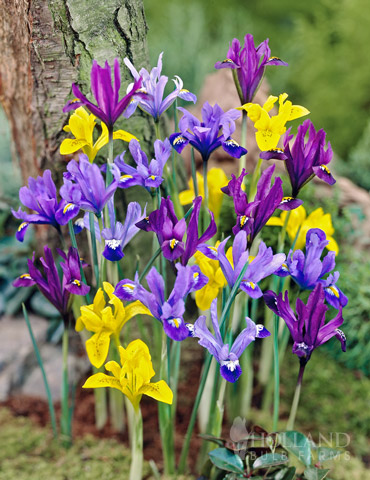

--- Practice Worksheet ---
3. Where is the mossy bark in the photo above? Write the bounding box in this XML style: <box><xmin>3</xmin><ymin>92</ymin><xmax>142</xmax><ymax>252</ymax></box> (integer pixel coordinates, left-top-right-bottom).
<box><xmin>0</xmin><ymin>0</ymin><xmax>155</xmax><ymax>255</ymax></box>
<box><xmin>0</xmin><ymin>0</ymin><xmax>154</xmax><ymax>177</ymax></box>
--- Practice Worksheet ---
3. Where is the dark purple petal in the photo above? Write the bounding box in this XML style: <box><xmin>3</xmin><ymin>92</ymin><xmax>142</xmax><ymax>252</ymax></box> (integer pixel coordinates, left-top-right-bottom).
<box><xmin>222</xmin><ymin>138</ymin><xmax>248</xmax><ymax>158</ymax></box>
<box><xmin>162</xmin><ymin>316</ymin><xmax>189</xmax><ymax>341</ymax></box>
<box><xmin>169</xmin><ymin>132</ymin><xmax>189</xmax><ymax>154</ymax></box>
<box><xmin>220</xmin><ymin>362</ymin><xmax>242</xmax><ymax>383</ymax></box>
<box><xmin>15</xmin><ymin>221</ymin><xmax>30</xmax><ymax>242</ymax></box>
<box><xmin>278</xmin><ymin>197</ymin><xmax>303</xmax><ymax>211</ymax></box>
<box><xmin>114</xmin><ymin>278</ymin><xmax>137</xmax><ymax>301</ymax></box>
<box><xmin>13</xmin><ymin>273</ymin><xmax>36</xmax><ymax>288</ymax></box>
<box><xmin>312</xmin><ymin>165</ymin><xmax>336</xmax><ymax>185</ymax></box>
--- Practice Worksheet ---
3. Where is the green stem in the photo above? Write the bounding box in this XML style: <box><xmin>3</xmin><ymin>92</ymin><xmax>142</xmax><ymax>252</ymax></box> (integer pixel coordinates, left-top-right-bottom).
<box><xmin>22</xmin><ymin>304</ymin><xmax>58</xmax><ymax>438</ymax></box>
<box><xmin>203</xmin><ymin>159</ymin><xmax>208</xmax><ymax>212</ymax></box>
<box><xmin>178</xmin><ymin>259</ymin><xmax>250</xmax><ymax>473</ymax></box>
<box><xmin>154</xmin><ymin>120</ymin><xmax>161</xmax><ymax>140</ymax></box>
<box><xmin>129</xmin><ymin>404</ymin><xmax>143</xmax><ymax>480</ymax></box>
<box><xmin>191</xmin><ymin>148</ymin><xmax>199</xmax><ymax>197</ymax></box>
<box><xmin>239</xmin><ymin>110</ymin><xmax>248</xmax><ymax>176</ymax></box>
<box><xmin>158</xmin><ymin>331</ymin><xmax>175</xmax><ymax>475</ymax></box>
<box><xmin>273</xmin><ymin>314</ymin><xmax>280</xmax><ymax>432</ymax></box>
<box><xmin>109</xmin><ymin>338</ymin><xmax>125</xmax><ymax>432</ymax></box>
<box><xmin>286</xmin><ymin>363</ymin><xmax>306</xmax><ymax>431</ymax></box>
<box><xmin>248</xmin><ymin>157</ymin><xmax>263</xmax><ymax>201</ymax></box>
<box><xmin>68</xmin><ymin>220</ymin><xmax>91</xmax><ymax>304</ymax></box>
<box><xmin>172</xmin><ymin>100</ymin><xmax>178</xmax><ymax>190</ymax></box>
<box><xmin>89</xmin><ymin>212</ymin><xmax>100</xmax><ymax>287</ymax></box>
<box><xmin>61</xmin><ymin>325</ymin><xmax>71</xmax><ymax>445</ymax></box>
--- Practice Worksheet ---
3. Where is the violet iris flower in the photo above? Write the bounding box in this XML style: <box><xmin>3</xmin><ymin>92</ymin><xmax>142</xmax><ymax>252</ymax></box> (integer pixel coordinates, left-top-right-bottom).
<box><xmin>264</xmin><ymin>284</ymin><xmax>346</xmax><ymax>364</ymax></box>
<box><xmin>57</xmin><ymin>154</ymin><xmax>119</xmax><ymax>223</ymax></box>
<box><xmin>63</xmin><ymin>58</ymin><xmax>143</xmax><ymax>130</ymax></box>
<box><xmin>260</xmin><ymin>119</ymin><xmax>335</xmax><ymax>197</ymax></box>
<box><xmin>13</xmin><ymin>246</ymin><xmax>90</xmax><ymax>323</ymax></box>
<box><xmin>194</xmin><ymin>298</ymin><xmax>270</xmax><ymax>382</ymax></box>
<box><xmin>121</xmin><ymin>264</ymin><xmax>207</xmax><ymax>341</ymax></box>
<box><xmin>169</xmin><ymin>102</ymin><xmax>247</xmax><ymax>162</ymax></box>
<box><xmin>101</xmin><ymin>200</ymin><xmax>146</xmax><ymax>262</ymax></box>
<box><xmin>112</xmin><ymin>138</ymin><xmax>171</xmax><ymax>189</ymax></box>
<box><xmin>275</xmin><ymin>228</ymin><xmax>348</xmax><ymax>309</ymax></box>
<box><xmin>136</xmin><ymin>196</ymin><xmax>217</xmax><ymax>265</ymax></box>
<box><xmin>123</xmin><ymin>52</ymin><xmax>196</xmax><ymax>121</ymax></box>
<box><xmin>222</xmin><ymin>165</ymin><xmax>299</xmax><ymax>246</ymax></box>
<box><xmin>199</xmin><ymin>230</ymin><xmax>285</xmax><ymax>298</ymax></box>
<box><xmin>215</xmin><ymin>34</ymin><xmax>288</xmax><ymax>104</ymax></box>
<box><xmin>12</xmin><ymin>170</ymin><xmax>65</xmax><ymax>242</ymax></box>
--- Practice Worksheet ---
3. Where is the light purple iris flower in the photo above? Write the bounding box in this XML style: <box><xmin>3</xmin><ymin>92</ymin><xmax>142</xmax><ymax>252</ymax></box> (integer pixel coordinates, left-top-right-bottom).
<box><xmin>12</xmin><ymin>170</ymin><xmax>65</xmax><ymax>242</ymax></box>
<box><xmin>123</xmin><ymin>52</ymin><xmax>196</xmax><ymax>121</ymax></box>
<box><xmin>194</xmin><ymin>298</ymin><xmax>270</xmax><ymax>383</ymax></box>
<box><xmin>101</xmin><ymin>200</ymin><xmax>146</xmax><ymax>262</ymax></box>
<box><xmin>13</xmin><ymin>246</ymin><xmax>90</xmax><ymax>323</ymax></box>
<box><xmin>121</xmin><ymin>264</ymin><xmax>207</xmax><ymax>341</ymax></box>
<box><xmin>264</xmin><ymin>284</ymin><xmax>346</xmax><ymax>364</ymax></box>
<box><xmin>222</xmin><ymin>165</ymin><xmax>299</xmax><ymax>246</ymax></box>
<box><xmin>275</xmin><ymin>228</ymin><xmax>348</xmax><ymax>309</ymax></box>
<box><xmin>63</xmin><ymin>58</ymin><xmax>143</xmax><ymax>130</ymax></box>
<box><xmin>215</xmin><ymin>34</ymin><xmax>288</xmax><ymax>104</ymax></box>
<box><xmin>57</xmin><ymin>154</ymin><xmax>119</xmax><ymax>223</ymax></box>
<box><xmin>112</xmin><ymin>138</ymin><xmax>172</xmax><ymax>189</ymax></box>
<box><xmin>169</xmin><ymin>102</ymin><xmax>247</xmax><ymax>162</ymax></box>
<box><xmin>199</xmin><ymin>230</ymin><xmax>285</xmax><ymax>298</ymax></box>
<box><xmin>260</xmin><ymin>119</ymin><xmax>335</xmax><ymax>197</ymax></box>
<box><xmin>136</xmin><ymin>196</ymin><xmax>216</xmax><ymax>265</ymax></box>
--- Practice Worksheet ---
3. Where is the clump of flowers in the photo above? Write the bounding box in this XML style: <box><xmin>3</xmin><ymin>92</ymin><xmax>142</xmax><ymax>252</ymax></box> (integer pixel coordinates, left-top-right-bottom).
<box><xmin>12</xmin><ymin>33</ymin><xmax>348</xmax><ymax>480</ymax></box>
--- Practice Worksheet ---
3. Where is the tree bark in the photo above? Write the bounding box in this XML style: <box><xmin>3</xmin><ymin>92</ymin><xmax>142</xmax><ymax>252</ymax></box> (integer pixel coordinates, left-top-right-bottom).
<box><xmin>0</xmin><ymin>0</ymin><xmax>153</xmax><ymax>181</ymax></box>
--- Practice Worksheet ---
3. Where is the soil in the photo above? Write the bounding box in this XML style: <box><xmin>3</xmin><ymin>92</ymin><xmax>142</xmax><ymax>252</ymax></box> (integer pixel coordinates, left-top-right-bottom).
<box><xmin>1</xmin><ymin>353</ymin><xmax>204</xmax><ymax>473</ymax></box>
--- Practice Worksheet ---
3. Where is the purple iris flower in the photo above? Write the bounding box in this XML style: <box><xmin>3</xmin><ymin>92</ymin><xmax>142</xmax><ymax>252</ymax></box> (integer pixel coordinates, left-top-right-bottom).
<box><xmin>13</xmin><ymin>246</ymin><xmax>90</xmax><ymax>323</ymax></box>
<box><xmin>222</xmin><ymin>165</ymin><xmax>299</xmax><ymax>246</ymax></box>
<box><xmin>260</xmin><ymin>119</ymin><xmax>335</xmax><ymax>197</ymax></box>
<box><xmin>199</xmin><ymin>230</ymin><xmax>285</xmax><ymax>298</ymax></box>
<box><xmin>194</xmin><ymin>298</ymin><xmax>270</xmax><ymax>382</ymax></box>
<box><xmin>136</xmin><ymin>196</ymin><xmax>217</xmax><ymax>265</ymax></box>
<box><xmin>57</xmin><ymin>154</ymin><xmax>119</xmax><ymax>223</ymax></box>
<box><xmin>124</xmin><ymin>264</ymin><xmax>207</xmax><ymax>341</ymax></box>
<box><xmin>112</xmin><ymin>138</ymin><xmax>171</xmax><ymax>189</ymax></box>
<box><xmin>169</xmin><ymin>102</ymin><xmax>247</xmax><ymax>162</ymax></box>
<box><xmin>12</xmin><ymin>170</ymin><xmax>65</xmax><ymax>242</ymax></box>
<box><xmin>264</xmin><ymin>284</ymin><xmax>346</xmax><ymax>364</ymax></box>
<box><xmin>63</xmin><ymin>58</ymin><xmax>143</xmax><ymax>130</ymax></box>
<box><xmin>123</xmin><ymin>52</ymin><xmax>196</xmax><ymax>121</ymax></box>
<box><xmin>101</xmin><ymin>200</ymin><xmax>146</xmax><ymax>262</ymax></box>
<box><xmin>275</xmin><ymin>228</ymin><xmax>348</xmax><ymax>309</ymax></box>
<box><xmin>215</xmin><ymin>34</ymin><xmax>288</xmax><ymax>104</ymax></box>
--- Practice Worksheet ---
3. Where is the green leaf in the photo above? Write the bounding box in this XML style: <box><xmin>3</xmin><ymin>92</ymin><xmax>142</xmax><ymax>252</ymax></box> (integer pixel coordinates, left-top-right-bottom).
<box><xmin>274</xmin><ymin>466</ymin><xmax>296</xmax><ymax>480</ymax></box>
<box><xmin>279</xmin><ymin>431</ymin><xmax>312</xmax><ymax>467</ymax></box>
<box><xmin>208</xmin><ymin>448</ymin><xmax>244</xmax><ymax>474</ymax></box>
<box><xmin>316</xmin><ymin>447</ymin><xmax>342</xmax><ymax>463</ymax></box>
<box><xmin>304</xmin><ymin>467</ymin><xmax>330</xmax><ymax>480</ymax></box>
<box><xmin>253</xmin><ymin>453</ymin><xmax>288</xmax><ymax>470</ymax></box>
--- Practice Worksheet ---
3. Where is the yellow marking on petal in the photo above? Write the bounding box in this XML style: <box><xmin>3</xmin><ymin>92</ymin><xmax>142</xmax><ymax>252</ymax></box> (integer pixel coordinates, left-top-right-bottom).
<box><xmin>240</xmin><ymin>215</ymin><xmax>249</xmax><ymax>227</ymax></box>
<box><xmin>327</xmin><ymin>286</ymin><xmax>340</xmax><ymax>298</ymax></box>
<box><xmin>281</xmin><ymin>196</ymin><xmax>294</xmax><ymax>203</ymax></box>
<box><xmin>120</xmin><ymin>174</ymin><xmax>133</xmax><ymax>182</ymax></box>
<box><xmin>269</xmin><ymin>56</ymin><xmax>281</xmax><ymax>61</ymax></box>
<box><xmin>149</xmin><ymin>175</ymin><xmax>156</xmax><ymax>180</ymax></box>
<box><xmin>18</xmin><ymin>222</ymin><xmax>28</xmax><ymax>231</ymax></box>
<box><xmin>248</xmin><ymin>282</ymin><xmax>256</xmax><ymax>290</ymax></box>
<box><xmin>20</xmin><ymin>273</ymin><xmax>31</xmax><ymax>279</ymax></box>
<box><xmin>173</xmin><ymin>135</ymin><xmax>186</xmax><ymax>145</ymax></box>
<box><xmin>173</xmin><ymin>318</ymin><xmax>180</xmax><ymax>328</ymax></box>
<box><xmin>222</xmin><ymin>58</ymin><xmax>234</xmax><ymax>63</ymax></box>
<box><xmin>180</xmin><ymin>88</ymin><xmax>189</xmax><ymax>93</ymax></box>
<box><xmin>72</xmin><ymin>279</ymin><xmax>81</xmax><ymax>287</ymax></box>
<box><xmin>170</xmin><ymin>239</ymin><xmax>178</xmax><ymax>250</ymax></box>
<box><xmin>63</xmin><ymin>202</ymin><xmax>75</xmax><ymax>214</ymax></box>
<box><xmin>320</xmin><ymin>164</ymin><xmax>331</xmax><ymax>174</ymax></box>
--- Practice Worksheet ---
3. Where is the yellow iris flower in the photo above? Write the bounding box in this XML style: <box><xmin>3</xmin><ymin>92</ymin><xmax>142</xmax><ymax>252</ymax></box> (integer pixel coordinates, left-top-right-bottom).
<box><xmin>60</xmin><ymin>107</ymin><xmax>138</xmax><ymax>162</ymax></box>
<box><xmin>179</xmin><ymin>168</ymin><xmax>229</xmax><ymax>220</ymax></box>
<box><xmin>267</xmin><ymin>206</ymin><xmax>339</xmax><ymax>254</ymax></box>
<box><xmin>193</xmin><ymin>245</ymin><xmax>233</xmax><ymax>310</ymax></box>
<box><xmin>238</xmin><ymin>93</ymin><xmax>309</xmax><ymax>151</ymax></box>
<box><xmin>76</xmin><ymin>282</ymin><xmax>151</xmax><ymax>368</ymax></box>
<box><xmin>83</xmin><ymin>339</ymin><xmax>173</xmax><ymax>411</ymax></box>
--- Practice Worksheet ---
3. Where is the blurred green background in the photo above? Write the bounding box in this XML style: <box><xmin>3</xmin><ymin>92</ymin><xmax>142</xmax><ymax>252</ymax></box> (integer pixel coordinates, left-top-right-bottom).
<box><xmin>144</xmin><ymin>0</ymin><xmax>370</xmax><ymax>188</ymax></box>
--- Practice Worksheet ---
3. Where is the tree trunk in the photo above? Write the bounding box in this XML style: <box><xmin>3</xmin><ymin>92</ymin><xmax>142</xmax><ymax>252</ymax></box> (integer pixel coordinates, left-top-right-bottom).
<box><xmin>0</xmin><ymin>0</ymin><xmax>153</xmax><ymax>181</ymax></box>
